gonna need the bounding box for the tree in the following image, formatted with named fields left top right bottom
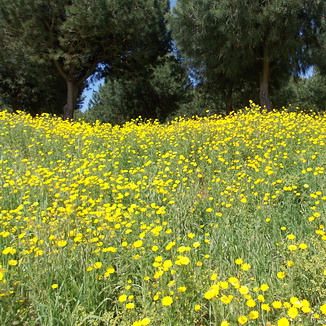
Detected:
left=85, top=55, right=191, bottom=124
left=0, top=0, right=170, bottom=119
left=0, top=36, right=66, bottom=115
left=273, top=68, right=326, bottom=112
left=311, top=9, right=326, bottom=75
left=169, top=0, right=325, bottom=111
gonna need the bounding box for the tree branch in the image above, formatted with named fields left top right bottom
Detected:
left=76, top=56, right=103, bottom=86
left=54, top=60, right=68, bottom=80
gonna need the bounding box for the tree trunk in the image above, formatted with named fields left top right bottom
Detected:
left=259, top=57, right=273, bottom=111
left=63, top=80, right=79, bottom=120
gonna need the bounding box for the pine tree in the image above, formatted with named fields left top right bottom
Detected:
left=0, top=0, right=170, bottom=119
left=0, top=36, right=66, bottom=115
left=86, top=55, right=190, bottom=124
left=169, top=0, right=325, bottom=111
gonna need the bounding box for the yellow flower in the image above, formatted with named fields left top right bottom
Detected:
left=142, top=318, right=151, bottom=325
left=238, top=315, right=248, bottom=324
left=8, top=260, right=18, bottom=266
left=260, top=284, right=269, bottom=291
left=51, top=284, right=58, bottom=289
left=2, top=247, right=16, bottom=255
left=288, top=307, right=298, bottom=319
left=194, top=304, right=201, bottom=311
left=262, top=304, right=271, bottom=311
left=118, top=294, right=127, bottom=302
left=177, top=286, right=187, bottom=293
left=246, top=299, right=256, bottom=308
left=93, top=262, right=102, bottom=269
left=132, top=321, right=141, bottom=326
left=290, top=297, right=301, bottom=307
left=161, top=296, right=173, bottom=306
left=277, top=272, right=286, bottom=279
left=218, top=281, right=228, bottom=289
left=57, top=240, right=67, bottom=247
left=320, top=303, right=326, bottom=315
left=175, top=256, right=190, bottom=265
left=163, top=260, right=173, bottom=271
left=239, top=286, right=249, bottom=295
left=168, top=280, right=175, bottom=287
left=220, top=295, right=233, bottom=304
left=104, top=266, right=115, bottom=276
left=204, top=289, right=218, bottom=300
left=288, top=245, right=298, bottom=251
left=249, top=310, right=259, bottom=319
left=132, top=240, right=143, bottom=248
left=277, top=317, right=289, bottom=326
left=126, top=302, right=134, bottom=309
left=102, top=246, right=116, bottom=253
left=211, top=273, right=218, bottom=281
left=272, top=301, right=283, bottom=309
left=220, top=321, right=230, bottom=326
left=283, top=302, right=291, bottom=308
left=241, top=263, right=251, bottom=271
left=302, top=306, right=311, bottom=313
left=165, top=241, right=176, bottom=250
left=35, top=250, right=44, bottom=257
left=235, top=258, right=244, bottom=265
left=228, top=277, right=239, bottom=285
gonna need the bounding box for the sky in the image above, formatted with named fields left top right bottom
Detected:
left=81, top=0, right=177, bottom=112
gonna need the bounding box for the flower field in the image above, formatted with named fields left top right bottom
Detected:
left=0, top=103, right=326, bottom=326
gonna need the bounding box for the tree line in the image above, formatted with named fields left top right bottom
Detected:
left=0, top=0, right=325, bottom=123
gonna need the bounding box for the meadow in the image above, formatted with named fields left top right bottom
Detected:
left=0, top=102, right=325, bottom=326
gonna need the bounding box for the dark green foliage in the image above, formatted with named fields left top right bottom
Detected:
left=169, top=80, right=257, bottom=118
left=273, top=69, right=326, bottom=112
left=311, top=10, right=326, bottom=75
left=85, top=55, right=191, bottom=125
left=169, top=0, right=325, bottom=111
left=0, top=41, right=66, bottom=115
left=0, top=0, right=171, bottom=119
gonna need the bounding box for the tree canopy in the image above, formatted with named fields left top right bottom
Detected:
left=0, top=35, right=66, bottom=115
left=0, top=0, right=170, bottom=118
left=85, top=55, right=191, bottom=124
left=169, top=0, right=325, bottom=111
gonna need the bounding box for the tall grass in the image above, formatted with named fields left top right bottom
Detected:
left=0, top=103, right=325, bottom=326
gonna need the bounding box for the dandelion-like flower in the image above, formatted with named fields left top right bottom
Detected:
left=161, top=296, right=173, bottom=306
